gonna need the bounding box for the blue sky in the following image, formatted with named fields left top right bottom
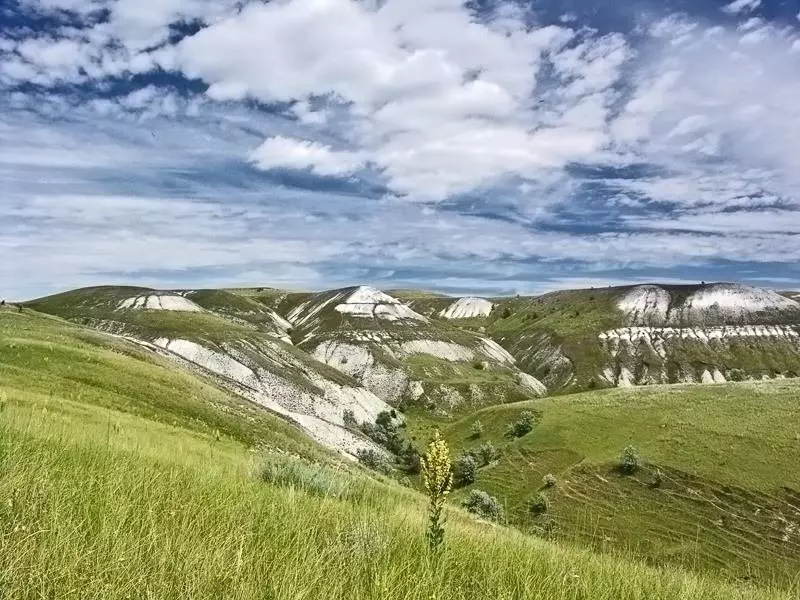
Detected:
left=2, top=0, right=800, bottom=299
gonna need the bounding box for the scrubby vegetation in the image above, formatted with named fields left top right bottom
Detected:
left=504, top=410, right=537, bottom=439
left=462, top=489, right=504, bottom=522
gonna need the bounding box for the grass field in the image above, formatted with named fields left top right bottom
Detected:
left=405, top=381, right=800, bottom=586
left=2, top=306, right=800, bottom=598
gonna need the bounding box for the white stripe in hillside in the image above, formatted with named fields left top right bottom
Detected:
left=334, top=286, right=427, bottom=321
left=117, top=295, right=203, bottom=312
left=440, top=297, right=494, bottom=319
left=398, top=340, right=475, bottom=361
left=149, top=337, right=392, bottom=458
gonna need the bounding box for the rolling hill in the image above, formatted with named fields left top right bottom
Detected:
left=8, top=280, right=800, bottom=594
left=2, top=303, right=798, bottom=599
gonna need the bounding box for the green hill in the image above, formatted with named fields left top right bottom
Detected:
left=10, top=280, right=800, bottom=596
left=405, top=380, right=800, bottom=585
left=1, top=305, right=796, bottom=599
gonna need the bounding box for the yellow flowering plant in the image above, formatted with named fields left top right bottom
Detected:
left=420, top=431, right=452, bottom=553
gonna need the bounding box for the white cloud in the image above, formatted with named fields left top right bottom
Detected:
left=722, top=0, right=761, bottom=15
left=166, top=0, right=630, bottom=200
left=249, top=136, right=365, bottom=176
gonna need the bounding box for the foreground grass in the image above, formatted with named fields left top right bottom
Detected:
left=405, top=380, right=800, bottom=586
left=1, top=400, right=791, bottom=600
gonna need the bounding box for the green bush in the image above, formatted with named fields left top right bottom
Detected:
left=542, top=473, right=557, bottom=488
left=462, top=489, right=504, bottom=522
left=619, top=445, right=641, bottom=474
left=470, top=420, right=484, bottom=439
left=474, top=442, right=500, bottom=466
left=728, top=369, right=747, bottom=382
left=342, top=409, right=358, bottom=428
left=356, top=448, right=392, bottom=475
left=453, top=454, right=478, bottom=487
left=359, top=411, right=420, bottom=474
left=528, top=492, right=550, bottom=515
left=505, top=411, right=536, bottom=439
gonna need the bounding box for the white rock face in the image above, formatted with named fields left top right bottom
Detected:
left=600, top=324, right=800, bottom=348
left=150, top=337, right=392, bottom=458
left=679, top=284, right=799, bottom=322
left=398, top=340, right=475, bottom=362
left=334, top=286, right=427, bottom=322
left=118, top=295, right=203, bottom=312
left=312, top=340, right=408, bottom=404
left=618, top=285, right=671, bottom=325
left=440, top=297, right=494, bottom=319
left=478, top=338, right=516, bottom=365
left=517, top=372, right=547, bottom=396
left=598, top=324, right=799, bottom=387
left=618, top=283, right=800, bottom=326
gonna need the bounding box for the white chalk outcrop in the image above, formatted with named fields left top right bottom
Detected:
left=618, top=285, right=670, bottom=325
left=440, top=297, right=494, bottom=319
left=312, top=340, right=409, bottom=404
left=618, top=283, right=800, bottom=326
left=598, top=324, right=800, bottom=387
left=148, top=337, right=392, bottom=458
left=117, top=295, right=203, bottom=312
left=334, top=287, right=427, bottom=322
left=398, top=340, right=475, bottom=362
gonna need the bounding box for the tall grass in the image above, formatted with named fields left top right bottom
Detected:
left=0, top=402, right=792, bottom=600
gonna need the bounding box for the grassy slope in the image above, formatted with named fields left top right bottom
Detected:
left=405, top=380, right=800, bottom=585
left=0, top=309, right=330, bottom=460
left=255, top=288, right=544, bottom=414
left=27, top=286, right=358, bottom=391
left=0, top=312, right=792, bottom=599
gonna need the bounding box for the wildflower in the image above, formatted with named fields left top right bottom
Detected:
left=420, top=432, right=452, bottom=553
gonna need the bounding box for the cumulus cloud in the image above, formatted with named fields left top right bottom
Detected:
left=249, top=136, right=366, bottom=177
left=3, top=0, right=800, bottom=295
left=162, top=0, right=630, bottom=199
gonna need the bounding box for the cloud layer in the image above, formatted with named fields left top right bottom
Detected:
left=1, top=0, right=800, bottom=298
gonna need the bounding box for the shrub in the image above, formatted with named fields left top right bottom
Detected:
left=260, top=456, right=352, bottom=499
left=651, top=468, right=664, bottom=489
left=453, top=454, right=478, bottom=487
left=501, top=307, right=512, bottom=319
left=421, top=432, right=453, bottom=552
left=462, top=489, right=504, bottom=522
left=470, top=420, right=484, bottom=439
left=728, top=368, right=747, bottom=382
left=528, top=492, right=550, bottom=515
left=472, top=362, right=485, bottom=370
left=542, top=473, right=557, bottom=488
left=356, top=448, right=392, bottom=475
left=619, top=445, right=641, bottom=474
left=359, top=411, right=420, bottom=474
left=342, top=409, right=358, bottom=428
left=474, top=442, right=500, bottom=466
left=505, top=411, right=536, bottom=439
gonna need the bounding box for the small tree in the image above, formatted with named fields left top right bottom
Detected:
left=421, top=432, right=453, bottom=553
left=470, top=420, right=484, bottom=439
left=474, top=442, right=500, bottom=466
left=356, top=448, right=391, bottom=475
left=453, top=454, right=478, bottom=487
left=505, top=411, right=536, bottom=439
left=620, top=445, right=640, bottom=474
left=528, top=492, right=550, bottom=515
left=542, top=473, right=557, bottom=488
left=462, top=489, right=504, bottom=522
left=342, top=409, right=358, bottom=428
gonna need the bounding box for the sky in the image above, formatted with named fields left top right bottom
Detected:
left=2, top=0, right=800, bottom=300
